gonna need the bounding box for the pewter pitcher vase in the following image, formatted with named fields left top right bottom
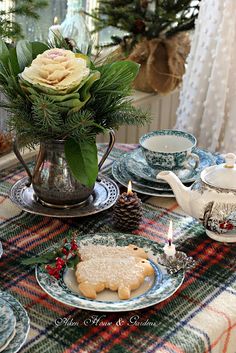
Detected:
left=13, top=131, right=115, bottom=208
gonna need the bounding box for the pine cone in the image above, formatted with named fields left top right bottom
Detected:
left=0, top=132, right=12, bottom=155
left=113, top=192, right=142, bottom=231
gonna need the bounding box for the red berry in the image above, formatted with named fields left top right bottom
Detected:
left=62, top=248, right=69, bottom=255
left=56, top=258, right=65, bottom=266
left=54, top=273, right=60, bottom=280
left=71, top=243, right=78, bottom=251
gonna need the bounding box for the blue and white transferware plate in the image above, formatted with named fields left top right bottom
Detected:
left=0, top=300, right=16, bottom=350
left=0, top=292, right=30, bottom=353
left=36, top=233, right=184, bottom=312
left=112, top=160, right=175, bottom=197
left=125, top=148, right=223, bottom=184
left=119, top=158, right=172, bottom=191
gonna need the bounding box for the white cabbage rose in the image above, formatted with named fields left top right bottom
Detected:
left=21, top=48, right=90, bottom=93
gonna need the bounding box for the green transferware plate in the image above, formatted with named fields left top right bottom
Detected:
left=125, top=148, right=218, bottom=184
left=0, top=292, right=30, bottom=353
left=36, top=233, right=184, bottom=312
left=0, top=300, right=16, bottom=349
left=112, top=161, right=175, bottom=197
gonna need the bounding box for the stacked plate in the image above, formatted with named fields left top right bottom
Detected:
left=112, top=147, right=224, bottom=197
left=0, top=292, right=30, bottom=353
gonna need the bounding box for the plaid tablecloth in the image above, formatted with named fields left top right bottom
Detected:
left=0, top=144, right=236, bottom=353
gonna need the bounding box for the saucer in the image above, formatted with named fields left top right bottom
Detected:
left=36, top=232, right=184, bottom=312
left=118, top=158, right=172, bottom=191
left=125, top=148, right=221, bottom=184
left=10, top=176, right=119, bottom=218
left=0, top=291, right=30, bottom=353
left=0, top=300, right=16, bottom=350
left=112, top=160, right=175, bottom=197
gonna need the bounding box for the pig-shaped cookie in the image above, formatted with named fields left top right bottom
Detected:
left=78, top=244, right=148, bottom=261
left=76, top=256, right=154, bottom=300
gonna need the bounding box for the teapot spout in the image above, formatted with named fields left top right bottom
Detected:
left=158, top=171, right=191, bottom=214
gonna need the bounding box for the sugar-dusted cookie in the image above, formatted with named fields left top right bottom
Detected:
left=78, top=244, right=148, bottom=261
left=76, top=256, right=154, bottom=300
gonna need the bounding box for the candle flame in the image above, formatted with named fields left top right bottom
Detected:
left=127, top=180, right=133, bottom=195
left=168, top=220, right=173, bottom=244
left=54, top=16, right=59, bottom=25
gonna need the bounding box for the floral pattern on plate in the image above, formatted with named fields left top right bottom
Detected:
left=36, top=233, right=184, bottom=312
left=118, top=158, right=172, bottom=191
left=0, top=300, right=16, bottom=348
left=0, top=292, right=30, bottom=353
left=112, top=160, right=174, bottom=197
left=124, top=148, right=223, bottom=184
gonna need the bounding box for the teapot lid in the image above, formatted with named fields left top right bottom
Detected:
left=201, top=153, right=236, bottom=190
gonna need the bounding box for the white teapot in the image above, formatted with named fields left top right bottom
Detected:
left=158, top=153, right=236, bottom=242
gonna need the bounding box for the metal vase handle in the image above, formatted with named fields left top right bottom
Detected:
left=98, top=129, right=116, bottom=171
left=13, top=139, right=33, bottom=187
left=13, top=130, right=116, bottom=186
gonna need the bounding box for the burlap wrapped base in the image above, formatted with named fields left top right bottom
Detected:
left=0, top=132, right=12, bottom=155
left=128, top=32, right=190, bottom=94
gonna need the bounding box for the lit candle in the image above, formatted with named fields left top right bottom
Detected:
left=48, top=17, right=62, bottom=44
left=164, top=220, right=176, bottom=258
left=127, top=180, right=133, bottom=196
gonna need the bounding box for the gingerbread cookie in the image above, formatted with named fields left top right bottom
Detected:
left=75, top=256, right=154, bottom=300
left=78, top=244, right=148, bottom=261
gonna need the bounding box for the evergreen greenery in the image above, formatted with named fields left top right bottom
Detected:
left=0, top=39, right=149, bottom=186
left=90, top=0, right=200, bottom=52
left=0, top=0, right=48, bottom=41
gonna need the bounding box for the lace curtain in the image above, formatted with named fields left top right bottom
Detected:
left=175, top=0, right=236, bottom=153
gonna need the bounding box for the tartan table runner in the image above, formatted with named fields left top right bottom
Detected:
left=0, top=144, right=236, bottom=353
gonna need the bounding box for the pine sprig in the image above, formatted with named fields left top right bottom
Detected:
left=0, top=39, right=150, bottom=147
left=31, top=94, right=64, bottom=134
left=64, top=110, right=106, bottom=142
left=89, top=0, right=200, bottom=52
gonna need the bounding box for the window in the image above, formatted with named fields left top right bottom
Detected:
left=16, top=1, right=123, bottom=47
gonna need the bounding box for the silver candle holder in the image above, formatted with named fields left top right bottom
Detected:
left=158, top=251, right=196, bottom=275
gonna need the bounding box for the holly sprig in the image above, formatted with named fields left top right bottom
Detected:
left=22, top=237, right=80, bottom=280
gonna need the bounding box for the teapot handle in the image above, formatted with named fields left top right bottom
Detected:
left=98, top=130, right=116, bottom=171
left=13, top=139, right=33, bottom=186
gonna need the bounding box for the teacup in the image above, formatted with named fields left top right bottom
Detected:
left=139, top=130, right=199, bottom=170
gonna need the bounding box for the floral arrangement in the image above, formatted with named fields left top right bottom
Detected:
left=0, top=40, right=148, bottom=187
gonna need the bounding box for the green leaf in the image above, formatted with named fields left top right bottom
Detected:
left=0, top=39, right=9, bottom=75
left=67, top=254, right=80, bottom=269
left=31, top=41, right=49, bottom=59
left=80, top=71, right=101, bottom=102
left=8, top=47, right=20, bottom=75
left=65, top=138, right=98, bottom=187
left=0, top=39, right=9, bottom=60
left=21, top=251, right=58, bottom=265
left=97, top=60, right=140, bottom=87
left=16, top=40, right=33, bottom=72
